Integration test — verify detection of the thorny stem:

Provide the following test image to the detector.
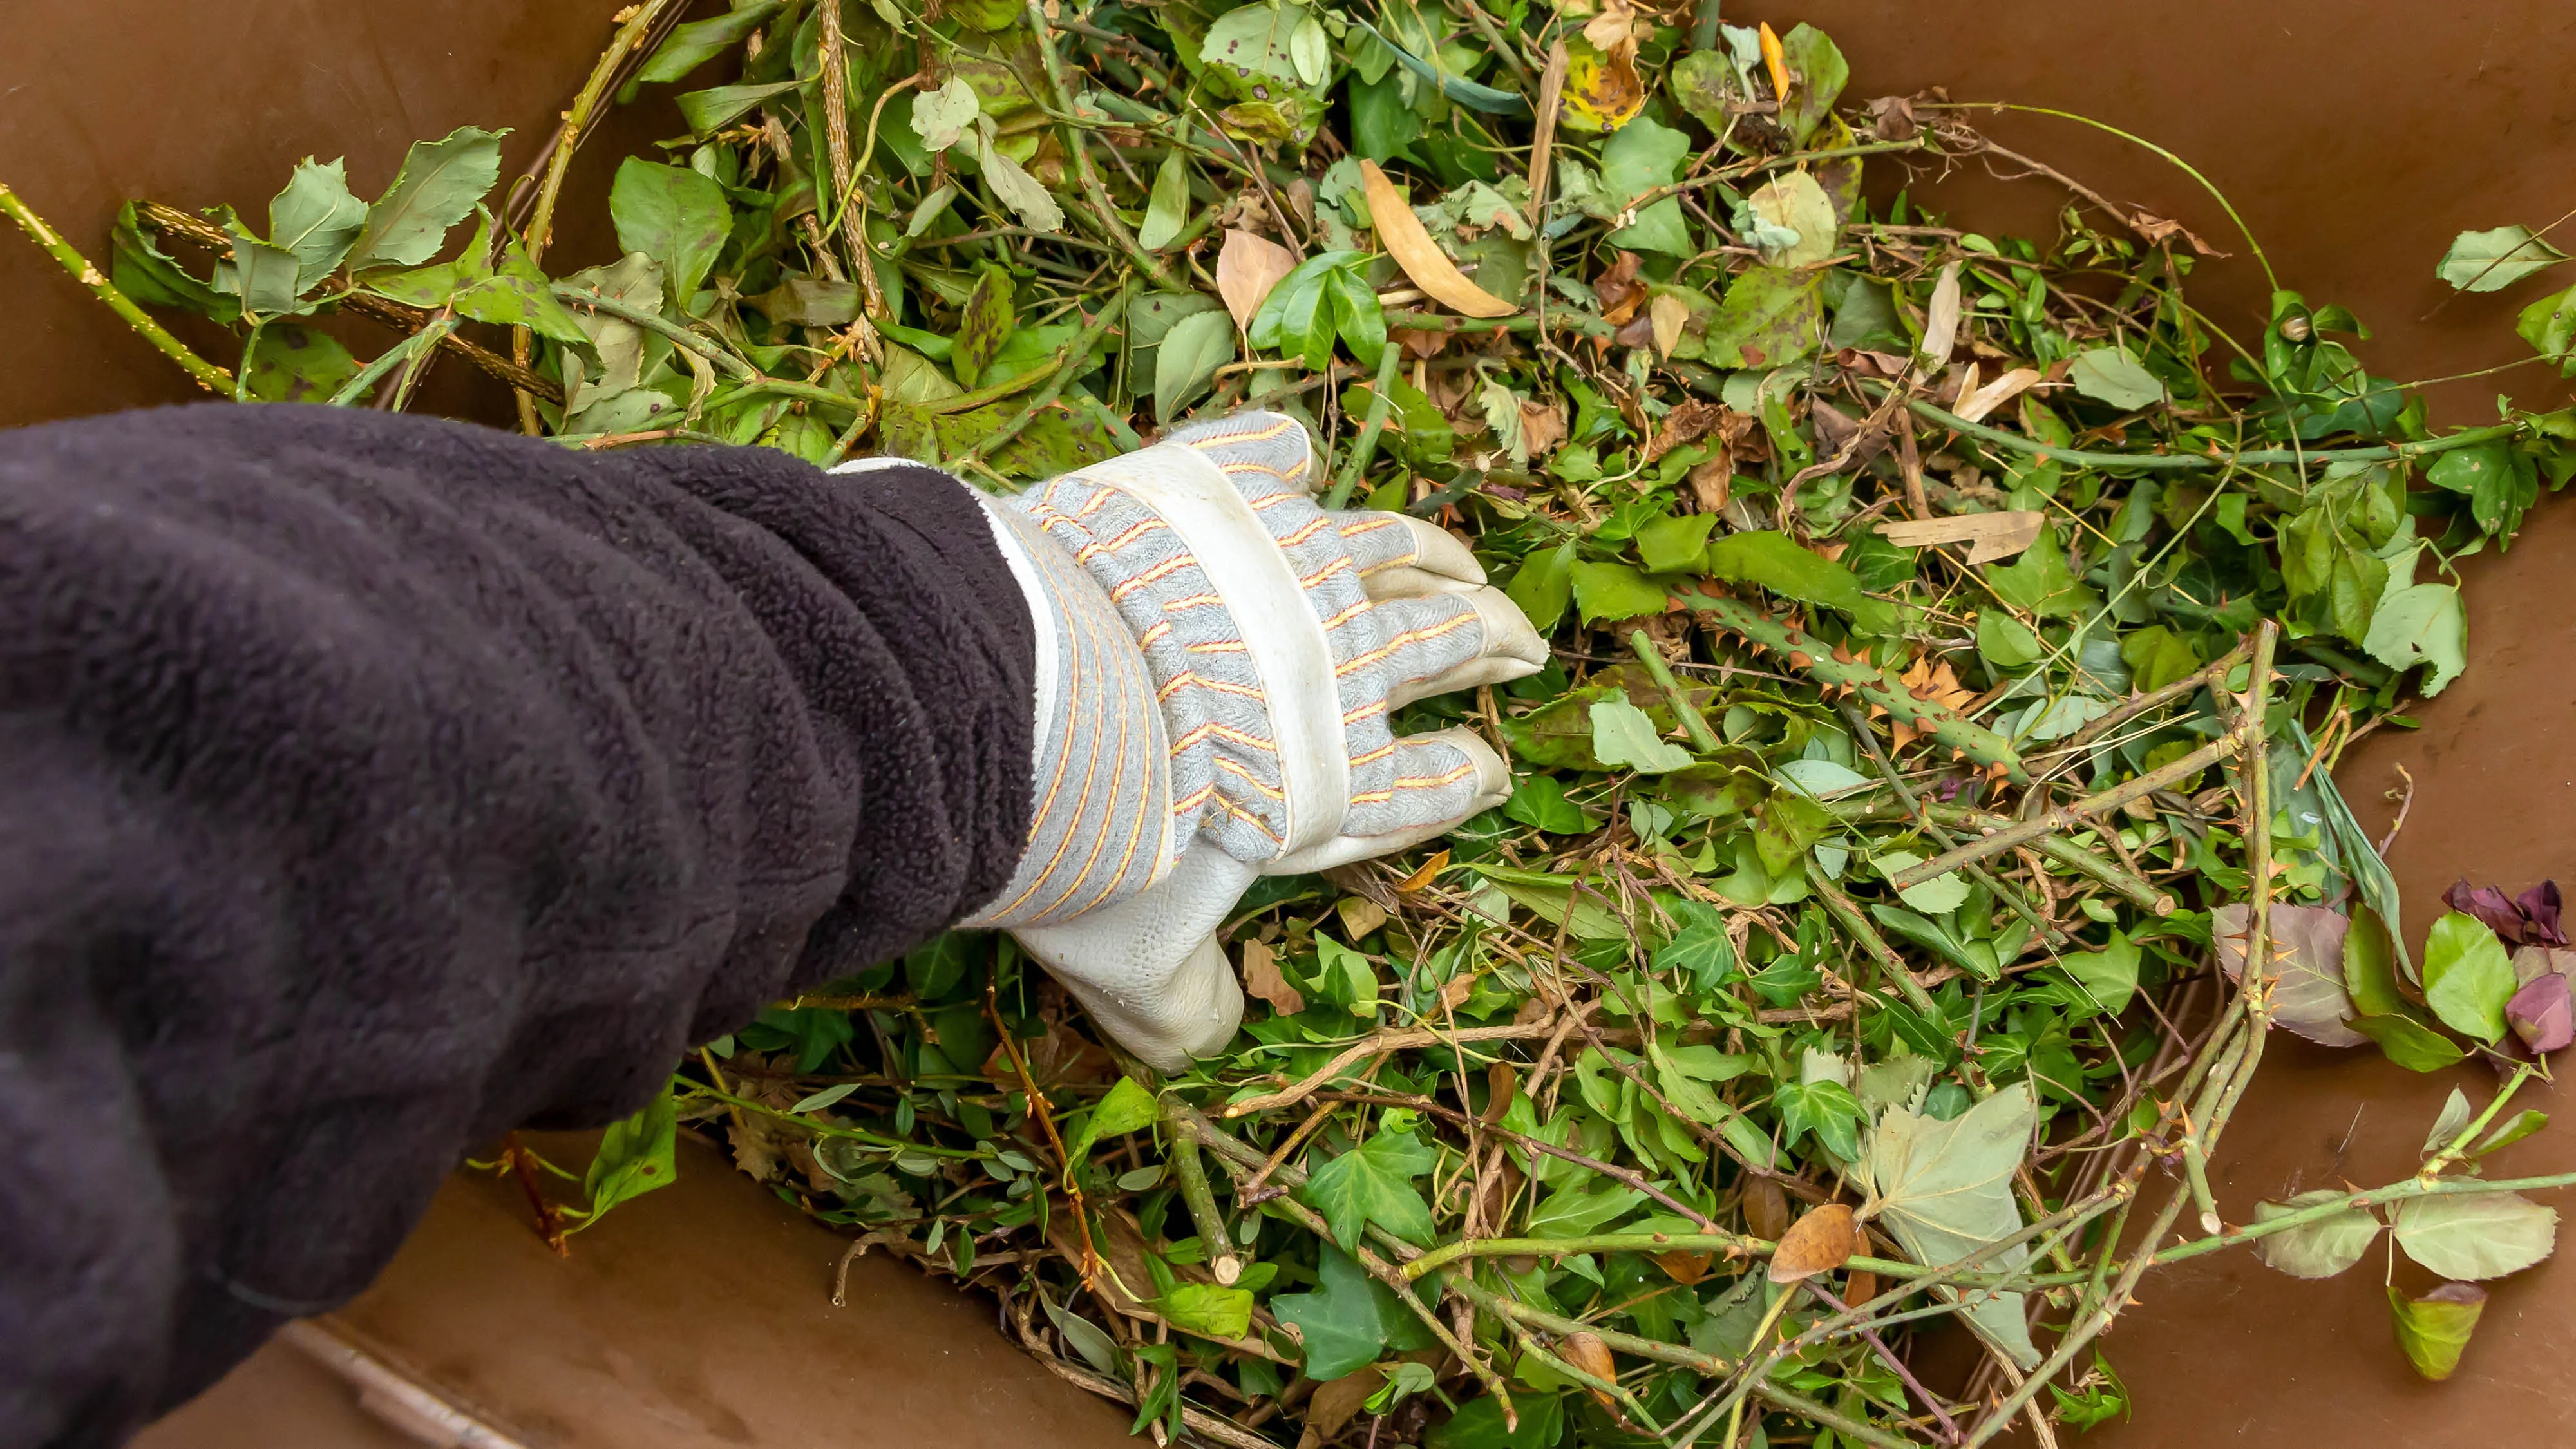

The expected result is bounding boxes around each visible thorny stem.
[1629,628,1725,752]
[1023,0,1188,294]
[969,281,1139,464]
[0,185,232,392]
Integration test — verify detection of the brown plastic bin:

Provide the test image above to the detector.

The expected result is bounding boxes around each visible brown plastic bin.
[2,1,2570,1444]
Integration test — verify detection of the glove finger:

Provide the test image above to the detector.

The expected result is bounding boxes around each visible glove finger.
[1010,849,1255,1070]
[1160,411,1318,505]
[1272,727,1510,873]
[1361,591,1549,710]
[1332,511,1487,592]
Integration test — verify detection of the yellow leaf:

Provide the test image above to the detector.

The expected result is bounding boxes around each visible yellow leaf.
[1395,848,1451,893]
[1759,21,1792,108]
[1359,162,1517,318]
[1216,228,1297,329]
[1560,34,1645,133]
[1649,292,1689,357]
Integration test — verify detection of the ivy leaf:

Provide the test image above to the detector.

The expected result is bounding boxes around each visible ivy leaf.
[1600,115,1692,256]
[1589,697,1694,774]
[1653,902,1738,987]
[348,126,507,272]
[1871,851,1969,914]
[1312,933,1381,1015]
[1504,541,1575,634]
[1502,772,1588,834]
[2389,1283,2486,1381]
[2053,927,2139,1018]
[2437,225,2568,293]
[2252,1189,2382,1278]
[1861,1081,2040,1368]
[1065,1076,1162,1165]
[1298,1128,1437,1251]
[1425,1394,1565,1449]
[1773,1078,1864,1160]
[1270,1245,1434,1381]
[2422,909,2517,1043]
[2392,1191,2559,1280]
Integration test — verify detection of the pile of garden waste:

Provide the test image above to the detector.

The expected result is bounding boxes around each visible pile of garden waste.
[26,0,2576,1442]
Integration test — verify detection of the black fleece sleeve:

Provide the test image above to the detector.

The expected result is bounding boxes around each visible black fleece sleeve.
[0,404,1033,1447]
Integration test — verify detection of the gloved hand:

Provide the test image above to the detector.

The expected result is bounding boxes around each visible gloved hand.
[851,413,1546,1069]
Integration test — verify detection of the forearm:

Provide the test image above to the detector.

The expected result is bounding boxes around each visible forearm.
[0,404,1032,1443]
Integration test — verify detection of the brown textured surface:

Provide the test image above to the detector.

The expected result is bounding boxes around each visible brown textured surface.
[141,1134,1144,1448]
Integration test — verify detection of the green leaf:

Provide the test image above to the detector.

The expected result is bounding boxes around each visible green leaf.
[1158,1282,1255,1340]
[1773,1078,1864,1160]
[1298,1127,1437,1251]
[1776,23,1850,145]
[1065,1077,1162,1164]
[788,1080,862,1114]
[449,246,596,352]
[1702,530,1867,614]
[980,134,1067,234]
[1505,540,1575,631]
[1313,933,1381,1014]
[349,126,507,272]
[365,210,495,308]
[2423,909,2517,1043]
[267,158,367,289]
[1741,171,1837,268]
[111,202,240,324]
[582,1082,678,1222]
[2389,1283,2485,1381]
[637,2,785,85]
[910,77,983,153]
[1139,151,1193,252]
[216,229,309,318]
[2438,225,2568,293]
[243,324,359,403]
[1600,116,1692,256]
[676,80,806,137]
[1526,1179,1648,1236]
[2363,549,2467,696]
[2056,928,2140,1018]
[1589,696,1694,773]
[2519,285,2576,373]
[2067,346,2164,410]
[1861,1081,2040,1368]
[1701,265,1823,369]
[1200,2,1317,85]
[2392,1191,2559,1280]
[2349,1012,2468,1072]
[2252,1189,2381,1278]
[1502,772,1588,834]
[1984,535,2096,618]
[1976,610,2045,671]
[953,265,1016,388]
[1154,309,1236,426]
[1425,1393,1565,1449]
[1270,1244,1434,1381]
[2475,1108,2551,1158]
[610,157,732,312]
[1871,850,1969,914]
[1568,560,1669,622]
[1636,512,1718,573]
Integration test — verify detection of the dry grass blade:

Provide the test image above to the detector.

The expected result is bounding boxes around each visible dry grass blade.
[1878,510,2045,564]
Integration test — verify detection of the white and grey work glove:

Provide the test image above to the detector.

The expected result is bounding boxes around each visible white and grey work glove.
[849,413,1546,1068]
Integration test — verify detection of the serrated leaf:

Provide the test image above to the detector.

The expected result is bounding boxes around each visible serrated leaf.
[978,135,1065,233]
[1298,1128,1436,1250]
[2422,909,2517,1043]
[910,77,981,153]
[610,158,732,312]
[1589,696,1694,773]
[1153,308,1236,425]
[2252,1189,2381,1278]
[2349,1012,2468,1072]
[2438,225,2568,293]
[2392,1191,2559,1280]
[267,157,367,289]
[349,126,507,273]
[1567,560,1668,622]
[2213,903,2363,1046]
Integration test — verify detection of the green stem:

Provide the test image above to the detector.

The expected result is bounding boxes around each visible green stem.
[1164,1103,1242,1284]
[2425,1065,2538,1180]
[1809,871,1947,1019]
[1839,701,2069,946]
[1906,392,2525,473]
[328,320,454,407]
[0,184,233,392]
[551,284,759,379]
[1325,343,1406,510]
[1023,0,1187,294]
[1629,629,1723,752]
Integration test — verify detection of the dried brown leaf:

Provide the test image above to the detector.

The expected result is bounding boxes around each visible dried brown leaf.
[1561,1329,1621,1415]
[1239,938,1306,1015]
[1920,260,1963,365]
[1649,292,1690,357]
[1769,1202,1861,1283]
[1743,1175,1793,1241]
[1301,1366,1386,1446]
[1689,453,1732,514]
[1878,511,2045,565]
[1217,229,1297,329]
[1359,161,1517,318]
[1954,366,2043,425]
[1651,1251,1717,1285]
[1336,896,1389,940]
